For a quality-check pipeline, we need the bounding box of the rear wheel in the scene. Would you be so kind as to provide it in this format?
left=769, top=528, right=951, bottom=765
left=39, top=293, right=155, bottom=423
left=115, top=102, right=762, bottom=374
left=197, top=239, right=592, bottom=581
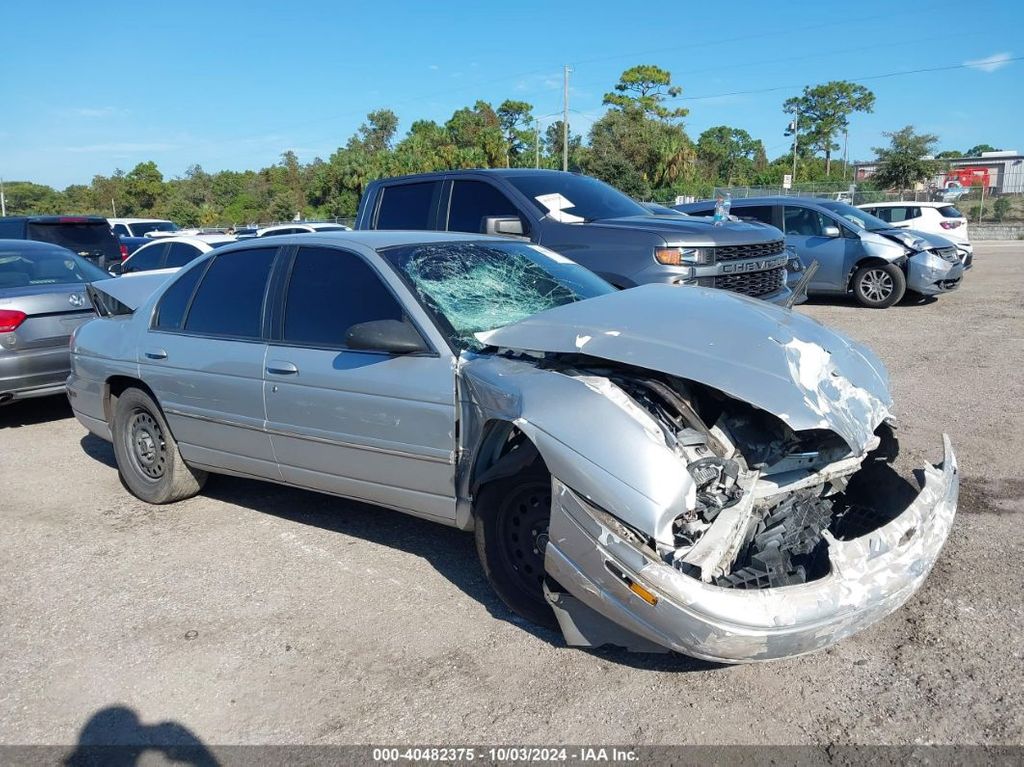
left=852, top=263, right=906, bottom=308
left=112, top=387, right=207, bottom=504
left=474, top=465, right=557, bottom=628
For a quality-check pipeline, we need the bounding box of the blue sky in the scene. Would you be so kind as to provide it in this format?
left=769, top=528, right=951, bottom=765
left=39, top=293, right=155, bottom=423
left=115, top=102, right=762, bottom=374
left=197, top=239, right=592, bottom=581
left=2, top=0, right=1020, bottom=188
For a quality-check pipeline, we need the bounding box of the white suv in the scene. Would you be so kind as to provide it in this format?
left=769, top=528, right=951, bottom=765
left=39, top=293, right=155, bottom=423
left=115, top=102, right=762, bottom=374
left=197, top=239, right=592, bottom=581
left=857, top=202, right=972, bottom=267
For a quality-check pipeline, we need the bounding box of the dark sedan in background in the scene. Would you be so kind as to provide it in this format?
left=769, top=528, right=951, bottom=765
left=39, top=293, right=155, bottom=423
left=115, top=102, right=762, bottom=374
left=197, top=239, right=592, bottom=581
left=0, top=240, right=110, bottom=404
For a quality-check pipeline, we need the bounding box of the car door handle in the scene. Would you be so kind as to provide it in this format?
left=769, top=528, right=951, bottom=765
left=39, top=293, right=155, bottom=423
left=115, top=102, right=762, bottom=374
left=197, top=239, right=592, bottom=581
left=266, top=360, right=298, bottom=375
left=144, top=348, right=167, bottom=360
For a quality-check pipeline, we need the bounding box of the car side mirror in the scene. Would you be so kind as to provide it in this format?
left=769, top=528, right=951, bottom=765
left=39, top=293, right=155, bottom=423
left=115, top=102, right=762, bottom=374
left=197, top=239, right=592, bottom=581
left=823, top=225, right=841, bottom=238
left=484, top=216, right=525, bottom=237
left=108, top=262, right=124, bottom=276
left=345, top=319, right=428, bottom=354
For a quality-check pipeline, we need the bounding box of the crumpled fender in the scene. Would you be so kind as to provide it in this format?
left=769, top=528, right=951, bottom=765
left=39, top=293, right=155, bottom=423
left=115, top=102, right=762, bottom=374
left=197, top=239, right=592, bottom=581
left=458, top=353, right=692, bottom=544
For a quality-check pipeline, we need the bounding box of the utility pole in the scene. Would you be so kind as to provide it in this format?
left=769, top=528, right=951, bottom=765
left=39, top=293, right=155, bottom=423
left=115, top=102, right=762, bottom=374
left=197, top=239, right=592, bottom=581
left=842, top=129, right=849, bottom=183
left=535, top=117, right=540, bottom=169
left=790, top=111, right=799, bottom=184
left=0, top=178, right=6, bottom=217
left=111, top=198, right=117, bottom=217
left=562, top=65, right=572, bottom=172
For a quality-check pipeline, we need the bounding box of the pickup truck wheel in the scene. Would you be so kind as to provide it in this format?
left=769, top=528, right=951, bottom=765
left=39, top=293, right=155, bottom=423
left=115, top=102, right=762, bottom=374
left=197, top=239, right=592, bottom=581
left=474, top=466, right=557, bottom=628
left=852, top=263, right=905, bottom=308
left=112, top=387, right=207, bottom=504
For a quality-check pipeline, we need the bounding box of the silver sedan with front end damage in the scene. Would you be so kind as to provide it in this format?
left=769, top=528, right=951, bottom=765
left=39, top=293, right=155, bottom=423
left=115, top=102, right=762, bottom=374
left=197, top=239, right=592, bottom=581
left=68, top=232, right=958, bottom=663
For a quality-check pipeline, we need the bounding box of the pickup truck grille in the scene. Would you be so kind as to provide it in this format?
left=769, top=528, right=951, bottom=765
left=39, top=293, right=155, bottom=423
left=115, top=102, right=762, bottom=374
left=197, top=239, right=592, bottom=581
left=715, top=266, right=786, bottom=298
left=713, top=239, right=785, bottom=262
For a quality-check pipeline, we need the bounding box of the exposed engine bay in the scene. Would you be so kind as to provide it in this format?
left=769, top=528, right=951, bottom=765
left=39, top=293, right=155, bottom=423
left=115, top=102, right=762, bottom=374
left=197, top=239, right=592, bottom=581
left=541, top=355, right=900, bottom=591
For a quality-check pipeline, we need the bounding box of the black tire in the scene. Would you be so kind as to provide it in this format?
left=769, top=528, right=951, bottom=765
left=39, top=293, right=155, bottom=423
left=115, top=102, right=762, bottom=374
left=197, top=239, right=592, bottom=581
left=474, top=465, right=557, bottom=628
left=852, top=262, right=906, bottom=308
left=111, top=387, right=207, bottom=504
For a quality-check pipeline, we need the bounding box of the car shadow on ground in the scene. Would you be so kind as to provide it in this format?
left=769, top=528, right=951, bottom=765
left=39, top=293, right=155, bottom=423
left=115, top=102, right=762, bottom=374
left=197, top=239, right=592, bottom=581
left=63, top=705, right=218, bottom=766
left=801, top=293, right=938, bottom=309
left=0, top=395, right=72, bottom=429
left=78, top=433, right=718, bottom=672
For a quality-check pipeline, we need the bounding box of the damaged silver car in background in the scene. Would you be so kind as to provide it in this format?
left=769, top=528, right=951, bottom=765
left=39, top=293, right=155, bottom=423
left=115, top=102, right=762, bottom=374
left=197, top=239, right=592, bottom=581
left=68, top=232, right=958, bottom=663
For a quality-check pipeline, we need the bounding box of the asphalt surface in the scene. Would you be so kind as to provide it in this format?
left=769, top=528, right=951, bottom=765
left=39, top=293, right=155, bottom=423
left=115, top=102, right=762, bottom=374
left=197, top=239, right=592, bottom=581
left=1, top=242, right=1022, bottom=748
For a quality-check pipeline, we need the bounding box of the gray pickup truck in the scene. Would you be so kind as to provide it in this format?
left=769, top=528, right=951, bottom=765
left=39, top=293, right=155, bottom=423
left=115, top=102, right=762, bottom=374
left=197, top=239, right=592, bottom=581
left=355, top=169, right=794, bottom=304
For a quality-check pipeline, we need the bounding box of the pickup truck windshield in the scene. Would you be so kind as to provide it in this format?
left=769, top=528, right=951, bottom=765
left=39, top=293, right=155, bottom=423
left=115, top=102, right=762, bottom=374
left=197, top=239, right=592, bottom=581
left=380, top=240, right=614, bottom=346
left=506, top=173, right=651, bottom=222
left=819, top=201, right=890, bottom=232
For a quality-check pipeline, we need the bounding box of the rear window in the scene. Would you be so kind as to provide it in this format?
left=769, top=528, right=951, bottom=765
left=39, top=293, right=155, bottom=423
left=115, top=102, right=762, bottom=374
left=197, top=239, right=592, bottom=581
left=129, top=221, right=177, bottom=236
left=938, top=205, right=963, bottom=218
left=375, top=182, right=440, bottom=230
left=26, top=222, right=120, bottom=261
left=0, top=245, right=110, bottom=288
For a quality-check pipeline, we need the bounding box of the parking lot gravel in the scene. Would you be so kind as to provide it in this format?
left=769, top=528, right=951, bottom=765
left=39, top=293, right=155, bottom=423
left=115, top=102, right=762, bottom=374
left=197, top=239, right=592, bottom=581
left=1, top=242, right=1022, bottom=748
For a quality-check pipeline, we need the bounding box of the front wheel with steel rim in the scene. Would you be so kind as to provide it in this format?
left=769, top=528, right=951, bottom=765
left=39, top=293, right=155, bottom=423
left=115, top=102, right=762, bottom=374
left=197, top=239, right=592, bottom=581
left=852, top=262, right=906, bottom=308
left=474, top=465, right=558, bottom=628
left=112, top=387, right=207, bottom=504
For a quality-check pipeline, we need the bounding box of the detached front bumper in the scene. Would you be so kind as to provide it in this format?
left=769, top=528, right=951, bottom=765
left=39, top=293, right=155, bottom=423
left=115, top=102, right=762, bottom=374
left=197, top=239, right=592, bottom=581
left=544, top=436, right=958, bottom=663
left=907, top=253, right=965, bottom=295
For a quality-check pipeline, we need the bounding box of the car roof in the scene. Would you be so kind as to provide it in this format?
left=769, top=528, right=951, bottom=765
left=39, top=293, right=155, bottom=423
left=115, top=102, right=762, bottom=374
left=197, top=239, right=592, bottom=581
left=368, top=168, right=582, bottom=184
left=108, top=217, right=173, bottom=224
left=131, top=235, right=226, bottom=251
left=0, top=238, right=76, bottom=253
left=858, top=201, right=952, bottom=208
left=218, top=230, right=510, bottom=252
left=2, top=215, right=110, bottom=224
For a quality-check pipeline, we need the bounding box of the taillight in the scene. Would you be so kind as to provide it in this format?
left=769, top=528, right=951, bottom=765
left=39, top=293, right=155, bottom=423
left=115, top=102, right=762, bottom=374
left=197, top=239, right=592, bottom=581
left=0, top=309, right=27, bottom=332
left=58, top=216, right=89, bottom=224
left=120, top=243, right=129, bottom=260
left=940, top=221, right=962, bottom=229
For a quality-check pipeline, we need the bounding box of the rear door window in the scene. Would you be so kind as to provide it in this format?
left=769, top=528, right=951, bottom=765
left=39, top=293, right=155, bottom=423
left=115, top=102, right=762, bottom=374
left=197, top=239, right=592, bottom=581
left=282, top=246, right=404, bottom=348
left=183, top=248, right=277, bottom=339
left=155, top=264, right=207, bottom=331
left=124, top=244, right=166, bottom=273
left=112, top=224, right=131, bottom=237
left=164, top=242, right=203, bottom=267
left=733, top=205, right=775, bottom=226
left=375, top=182, right=440, bottom=230
left=447, top=180, right=526, bottom=234
left=938, top=205, right=963, bottom=218
left=783, top=206, right=829, bottom=236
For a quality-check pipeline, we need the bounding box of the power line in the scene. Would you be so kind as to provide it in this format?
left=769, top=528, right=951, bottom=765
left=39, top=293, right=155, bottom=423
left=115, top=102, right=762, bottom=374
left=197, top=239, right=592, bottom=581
left=676, top=57, right=1023, bottom=102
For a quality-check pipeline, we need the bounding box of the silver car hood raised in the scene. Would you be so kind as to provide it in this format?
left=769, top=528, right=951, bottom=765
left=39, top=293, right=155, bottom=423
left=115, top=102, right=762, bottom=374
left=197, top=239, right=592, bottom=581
left=476, top=284, right=892, bottom=454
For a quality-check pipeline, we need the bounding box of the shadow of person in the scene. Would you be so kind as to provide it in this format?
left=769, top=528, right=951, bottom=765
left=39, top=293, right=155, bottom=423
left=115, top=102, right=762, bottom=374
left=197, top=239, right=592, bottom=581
left=64, top=705, right=218, bottom=767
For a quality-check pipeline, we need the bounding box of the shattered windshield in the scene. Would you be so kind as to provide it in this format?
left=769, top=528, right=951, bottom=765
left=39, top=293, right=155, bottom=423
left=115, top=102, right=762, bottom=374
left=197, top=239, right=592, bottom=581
left=379, top=241, right=614, bottom=347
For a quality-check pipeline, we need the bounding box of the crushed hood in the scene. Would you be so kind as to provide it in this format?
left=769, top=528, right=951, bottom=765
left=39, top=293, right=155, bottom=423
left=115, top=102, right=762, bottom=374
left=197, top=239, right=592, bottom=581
left=476, top=284, right=892, bottom=454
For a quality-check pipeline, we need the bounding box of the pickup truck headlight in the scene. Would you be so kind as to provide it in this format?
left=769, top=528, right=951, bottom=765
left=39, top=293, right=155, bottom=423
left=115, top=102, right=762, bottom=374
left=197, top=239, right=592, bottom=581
left=655, top=247, right=711, bottom=266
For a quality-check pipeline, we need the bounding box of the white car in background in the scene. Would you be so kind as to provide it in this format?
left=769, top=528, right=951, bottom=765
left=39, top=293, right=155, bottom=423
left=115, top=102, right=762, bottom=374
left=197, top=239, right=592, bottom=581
left=108, top=218, right=179, bottom=238
left=256, top=222, right=351, bottom=237
left=857, top=202, right=972, bottom=268
left=113, top=235, right=235, bottom=275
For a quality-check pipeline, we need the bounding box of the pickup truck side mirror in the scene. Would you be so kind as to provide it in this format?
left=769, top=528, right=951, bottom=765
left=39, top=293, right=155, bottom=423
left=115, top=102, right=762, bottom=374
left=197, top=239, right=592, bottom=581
left=345, top=319, right=428, bottom=355
left=484, top=216, right=525, bottom=237
left=823, top=225, right=841, bottom=238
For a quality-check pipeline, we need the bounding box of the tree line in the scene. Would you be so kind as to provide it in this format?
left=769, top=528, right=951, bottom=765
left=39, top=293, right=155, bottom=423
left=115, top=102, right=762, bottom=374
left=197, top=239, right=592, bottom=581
left=3, top=65, right=989, bottom=224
